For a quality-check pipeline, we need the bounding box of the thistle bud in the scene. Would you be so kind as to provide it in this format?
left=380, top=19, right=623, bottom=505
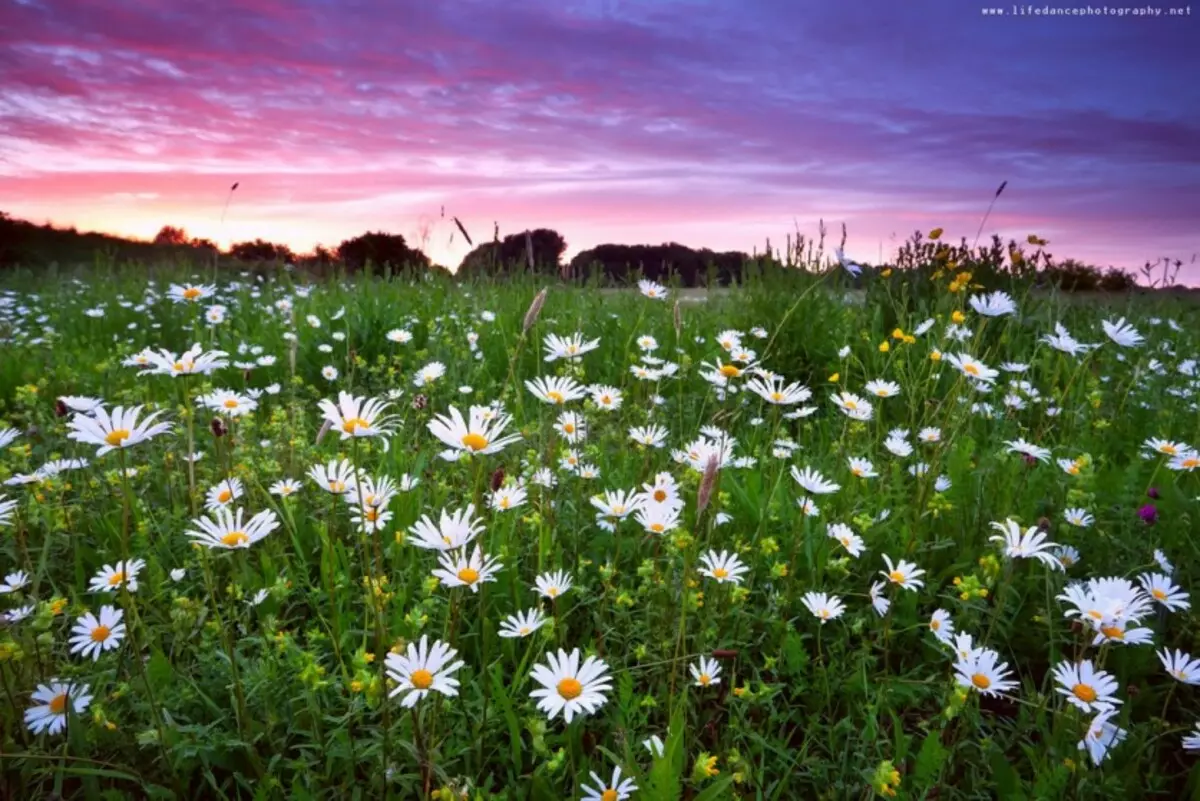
left=490, top=467, right=506, bottom=492
left=523, top=287, right=548, bottom=333
left=210, top=417, right=227, bottom=438
left=411, top=393, right=428, bottom=411
left=1036, top=516, right=1051, bottom=532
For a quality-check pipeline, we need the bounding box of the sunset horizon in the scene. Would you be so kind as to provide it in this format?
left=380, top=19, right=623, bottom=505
left=2, top=0, right=1197, bottom=277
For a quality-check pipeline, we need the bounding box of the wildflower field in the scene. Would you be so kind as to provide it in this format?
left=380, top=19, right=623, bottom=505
left=2, top=260, right=1200, bottom=800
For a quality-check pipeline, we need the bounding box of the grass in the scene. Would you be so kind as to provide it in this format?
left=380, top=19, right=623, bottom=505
left=0, top=261, right=1199, bottom=800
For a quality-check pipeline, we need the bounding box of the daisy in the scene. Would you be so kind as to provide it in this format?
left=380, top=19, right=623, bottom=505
left=412, top=361, right=446, bottom=387
left=1169, top=449, right=1200, bottom=472
left=581, top=766, right=637, bottom=801
left=322, top=366, right=339, bottom=381
left=929, top=609, right=955, bottom=645
left=167, top=283, right=215, bottom=303
left=847, top=457, right=878, bottom=479
left=269, top=478, right=301, bottom=497
left=1101, top=317, right=1143, bottom=347
left=745, top=375, right=813, bottom=406
left=689, top=656, right=722, bottom=687
left=529, top=648, right=612, bottom=723
left=827, top=523, right=865, bottom=558
left=639, top=473, right=683, bottom=511
left=590, top=385, right=623, bottom=412
left=198, top=389, right=257, bottom=418
left=864, top=379, right=901, bottom=399
left=89, top=559, right=146, bottom=593
left=1054, top=545, right=1081, bottom=570
left=0, top=427, right=20, bottom=449
left=68, top=605, right=125, bottom=661
left=0, top=570, right=29, bottom=593
left=830, top=391, right=873, bottom=420
left=869, top=581, right=890, bottom=615
left=1184, top=723, right=1200, bottom=752
left=490, top=483, right=527, bottom=512
left=1154, top=549, right=1175, bottom=575
left=58, top=395, right=104, bottom=414
left=308, top=459, right=358, bottom=494
left=385, top=635, right=464, bottom=708
left=433, top=546, right=501, bottom=593
left=953, top=647, right=1018, bottom=697
left=1053, top=659, right=1121, bottom=713
left=1158, top=649, right=1200, bottom=685
left=144, top=343, right=229, bottom=376
left=386, top=329, right=412, bottom=343
left=1138, top=572, right=1190, bottom=612
left=801, top=592, right=845, bottom=623
left=535, top=570, right=573, bottom=599
left=945, top=353, right=999, bottom=383
left=543, top=332, right=600, bottom=362
left=499, top=608, right=548, bottom=638
left=187, top=507, right=280, bottom=550
left=409, top=505, right=484, bottom=551
left=635, top=502, right=680, bottom=535
left=1063, top=508, right=1093, bottom=528
left=791, top=466, right=840, bottom=495
left=555, top=411, right=587, bottom=443
left=884, top=436, right=913, bottom=458
left=1004, top=439, right=1051, bottom=463
left=428, top=404, right=523, bottom=461
left=25, top=681, right=93, bottom=736
left=989, top=519, right=1062, bottom=569
left=1079, top=708, right=1127, bottom=766
left=1143, top=438, right=1189, bottom=458
left=204, top=477, right=244, bottom=511
left=699, top=550, right=749, bottom=584
left=526, top=376, right=587, bottom=406
left=969, top=290, right=1017, bottom=317
left=66, top=406, right=172, bottom=457
left=318, top=391, right=398, bottom=440
left=880, top=555, right=925, bottom=591
left=590, top=489, right=643, bottom=528
left=643, top=735, right=666, bottom=757
left=638, top=279, right=667, bottom=300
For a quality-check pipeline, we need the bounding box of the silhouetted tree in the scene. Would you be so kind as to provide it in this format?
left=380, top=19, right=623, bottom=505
left=457, top=229, right=567, bottom=278
left=229, top=239, right=294, bottom=263
left=335, top=231, right=429, bottom=274
left=568, top=242, right=749, bottom=287
left=153, top=225, right=189, bottom=246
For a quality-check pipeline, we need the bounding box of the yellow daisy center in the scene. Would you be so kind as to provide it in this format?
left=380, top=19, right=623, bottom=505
left=771, top=391, right=784, bottom=401
left=563, top=423, right=575, bottom=434
left=931, top=619, right=941, bottom=630
left=602, top=790, right=618, bottom=801
left=90, top=625, right=111, bottom=642
left=1152, top=588, right=1167, bottom=600
left=1100, top=624, right=1124, bottom=640
left=223, top=398, right=239, bottom=409
left=650, top=523, right=665, bottom=533
left=1161, top=444, right=1177, bottom=455
left=876, top=389, right=888, bottom=397
left=49, top=693, right=68, bottom=715
left=1072, top=683, right=1097, bottom=703
left=342, top=417, right=369, bottom=434
left=459, top=433, right=489, bottom=454
left=410, top=669, right=434, bottom=690
left=889, top=570, right=905, bottom=583
left=547, top=586, right=559, bottom=598
left=712, top=567, right=729, bottom=579
left=844, top=399, right=858, bottom=410
left=107, top=571, right=126, bottom=586
left=963, top=363, right=980, bottom=376
left=1067, top=465, right=1080, bottom=475
left=217, top=489, right=233, bottom=504
left=104, top=429, right=131, bottom=447
left=182, top=287, right=202, bottom=300
left=852, top=468, right=863, bottom=477
left=221, top=531, right=249, bottom=546
left=653, top=489, right=667, bottom=502
left=546, top=391, right=564, bottom=403
left=365, top=508, right=381, bottom=522
left=699, top=673, right=711, bottom=686
left=457, top=567, right=479, bottom=584
left=1087, top=609, right=1104, bottom=620
left=557, top=677, right=583, bottom=700
left=519, top=627, right=530, bottom=636
left=971, top=673, right=991, bottom=690
left=719, top=364, right=740, bottom=378
left=1183, top=458, right=1200, bottom=469
left=329, top=480, right=345, bottom=493
left=600, top=395, right=612, bottom=405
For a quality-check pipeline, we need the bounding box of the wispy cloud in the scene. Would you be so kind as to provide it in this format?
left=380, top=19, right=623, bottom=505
left=2, top=0, right=1197, bottom=272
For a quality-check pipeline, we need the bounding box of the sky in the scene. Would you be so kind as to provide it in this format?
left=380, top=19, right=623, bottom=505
left=1, top=0, right=1198, bottom=278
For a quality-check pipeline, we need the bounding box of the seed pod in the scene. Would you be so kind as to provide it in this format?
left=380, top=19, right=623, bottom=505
left=712, top=649, right=739, bottom=660
left=490, top=467, right=506, bottom=492
left=210, top=417, right=227, bottom=438
left=523, top=287, right=548, bottom=333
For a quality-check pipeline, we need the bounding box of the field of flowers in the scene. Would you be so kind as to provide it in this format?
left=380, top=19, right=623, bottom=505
left=1, top=260, right=1199, bottom=800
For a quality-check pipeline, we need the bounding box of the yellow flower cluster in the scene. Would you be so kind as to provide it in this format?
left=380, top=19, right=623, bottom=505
left=872, top=761, right=902, bottom=797
left=948, top=270, right=973, bottom=293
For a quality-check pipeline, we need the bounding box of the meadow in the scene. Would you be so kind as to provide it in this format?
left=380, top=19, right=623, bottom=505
left=1, top=254, right=1199, bottom=800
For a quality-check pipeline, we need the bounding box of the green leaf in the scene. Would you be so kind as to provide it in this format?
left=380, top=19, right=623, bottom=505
left=147, top=648, right=174, bottom=693
left=912, top=731, right=948, bottom=789
left=489, top=665, right=524, bottom=766
left=644, top=701, right=687, bottom=801
left=693, top=775, right=736, bottom=801
left=989, top=749, right=1026, bottom=801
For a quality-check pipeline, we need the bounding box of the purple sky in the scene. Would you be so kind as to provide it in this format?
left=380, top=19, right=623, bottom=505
left=2, top=0, right=1198, bottom=277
